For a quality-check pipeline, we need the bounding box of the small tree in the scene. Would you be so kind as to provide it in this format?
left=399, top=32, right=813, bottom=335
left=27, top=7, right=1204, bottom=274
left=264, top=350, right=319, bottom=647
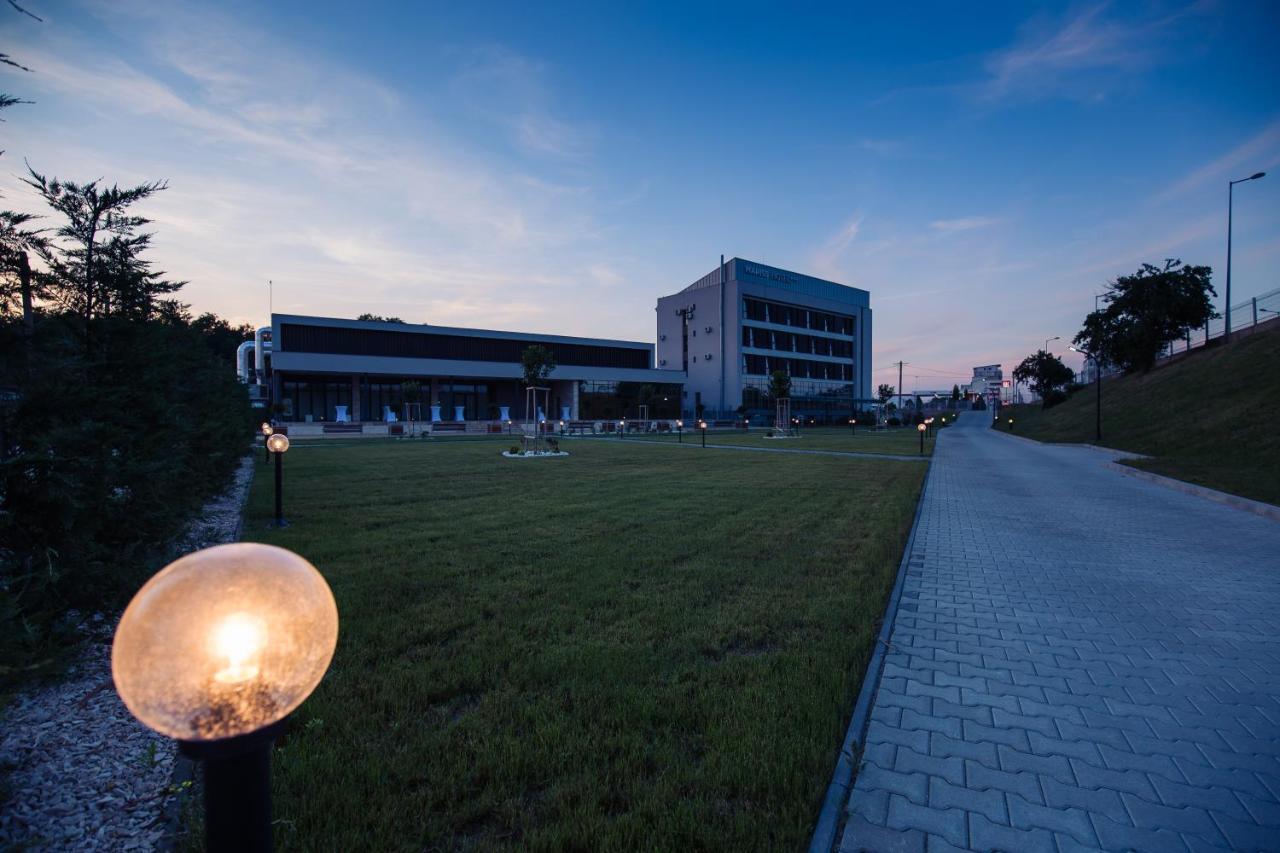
left=951, top=384, right=960, bottom=402
left=401, top=380, right=422, bottom=429
left=767, top=369, right=791, bottom=401
left=1073, top=259, right=1216, bottom=373
left=877, top=383, right=894, bottom=406
left=521, top=344, right=556, bottom=387
left=1013, top=350, right=1076, bottom=408
left=357, top=313, right=404, bottom=323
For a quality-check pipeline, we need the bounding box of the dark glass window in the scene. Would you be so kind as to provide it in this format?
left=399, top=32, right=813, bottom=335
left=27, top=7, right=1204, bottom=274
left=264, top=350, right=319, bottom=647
left=280, top=324, right=650, bottom=370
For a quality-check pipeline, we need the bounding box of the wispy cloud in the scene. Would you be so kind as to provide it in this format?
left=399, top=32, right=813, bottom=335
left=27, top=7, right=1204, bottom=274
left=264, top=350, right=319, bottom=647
left=930, top=216, right=1001, bottom=232
left=1155, top=117, right=1280, bottom=201
left=978, top=4, right=1174, bottom=102
left=811, top=214, right=864, bottom=278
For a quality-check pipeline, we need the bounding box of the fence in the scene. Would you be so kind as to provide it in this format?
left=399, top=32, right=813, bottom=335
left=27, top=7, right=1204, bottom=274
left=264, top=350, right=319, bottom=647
left=1074, top=286, right=1280, bottom=384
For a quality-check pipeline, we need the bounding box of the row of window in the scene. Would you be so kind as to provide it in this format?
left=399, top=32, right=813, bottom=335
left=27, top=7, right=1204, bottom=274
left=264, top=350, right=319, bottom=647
left=742, top=297, right=855, bottom=335
left=280, top=324, right=651, bottom=370
left=743, top=354, right=853, bottom=381
left=741, top=326, right=853, bottom=358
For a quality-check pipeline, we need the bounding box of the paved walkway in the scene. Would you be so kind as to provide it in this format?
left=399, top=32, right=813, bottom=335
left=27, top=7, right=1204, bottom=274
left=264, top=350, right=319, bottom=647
left=837, top=413, right=1280, bottom=852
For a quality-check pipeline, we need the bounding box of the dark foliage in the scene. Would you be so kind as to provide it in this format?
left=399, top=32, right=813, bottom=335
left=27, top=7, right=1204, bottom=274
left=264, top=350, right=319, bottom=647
left=1073, top=259, right=1216, bottom=374
left=0, top=312, right=250, bottom=687
left=356, top=313, right=404, bottom=323
left=1013, top=350, right=1076, bottom=409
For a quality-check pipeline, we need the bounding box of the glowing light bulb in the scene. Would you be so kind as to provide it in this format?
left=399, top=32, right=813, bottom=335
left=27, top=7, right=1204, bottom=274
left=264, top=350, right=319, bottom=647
left=210, top=612, right=267, bottom=684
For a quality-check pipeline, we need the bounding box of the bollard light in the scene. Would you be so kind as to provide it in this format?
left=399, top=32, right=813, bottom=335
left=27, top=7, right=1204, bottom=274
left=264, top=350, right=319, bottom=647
left=676, top=419, right=684, bottom=443
left=112, top=543, right=338, bottom=853
left=618, top=419, right=625, bottom=439
left=266, top=433, right=290, bottom=527
left=1008, top=417, right=1014, bottom=432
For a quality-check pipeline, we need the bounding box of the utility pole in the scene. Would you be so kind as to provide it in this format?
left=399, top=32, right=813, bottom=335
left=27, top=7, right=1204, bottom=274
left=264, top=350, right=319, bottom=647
left=897, top=361, right=905, bottom=415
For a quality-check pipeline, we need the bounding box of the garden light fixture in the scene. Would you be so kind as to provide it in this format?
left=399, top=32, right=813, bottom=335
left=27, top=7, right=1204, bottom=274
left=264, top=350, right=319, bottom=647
left=112, top=543, right=338, bottom=853
left=698, top=419, right=707, bottom=447
left=917, top=422, right=926, bottom=454
left=261, top=423, right=273, bottom=463
left=676, top=419, right=683, bottom=443
left=266, top=433, right=290, bottom=527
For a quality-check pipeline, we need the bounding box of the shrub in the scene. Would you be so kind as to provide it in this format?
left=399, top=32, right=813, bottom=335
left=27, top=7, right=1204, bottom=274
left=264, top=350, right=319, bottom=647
left=0, top=312, right=250, bottom=688
left=888, top=417, right=901, bottom=427
left=510, top=446, right=521, bottom=454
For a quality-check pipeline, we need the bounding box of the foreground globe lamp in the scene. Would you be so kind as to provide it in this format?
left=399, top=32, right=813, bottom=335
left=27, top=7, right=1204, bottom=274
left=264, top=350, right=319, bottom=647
left=266, top=433, right=290, bottom=527
left=112, top=543, right=339, bottom=853
left=917, top=422, right=926, bottom=454
left=698, top=419, right=707, bottom=447
left=676, top=419, right=684, bottom=443
left=260, top=422, right=273, bottom=465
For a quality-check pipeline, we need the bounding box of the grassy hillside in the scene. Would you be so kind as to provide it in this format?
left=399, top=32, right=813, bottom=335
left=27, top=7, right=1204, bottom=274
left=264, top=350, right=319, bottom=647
left=999, top=321, right=1280, bottom=505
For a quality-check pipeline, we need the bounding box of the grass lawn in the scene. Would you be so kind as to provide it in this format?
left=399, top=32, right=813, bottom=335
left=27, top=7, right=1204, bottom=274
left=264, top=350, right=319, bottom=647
left=995, top=322, right=1280, bottom=505
left=587, top=422, right=949, bottom=456
left=240, top=437, right=924, bottom=850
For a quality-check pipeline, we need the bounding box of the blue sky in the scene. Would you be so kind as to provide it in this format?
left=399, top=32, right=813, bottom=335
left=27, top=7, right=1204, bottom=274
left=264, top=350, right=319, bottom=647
left=3, top=0, right=1278, bottom=387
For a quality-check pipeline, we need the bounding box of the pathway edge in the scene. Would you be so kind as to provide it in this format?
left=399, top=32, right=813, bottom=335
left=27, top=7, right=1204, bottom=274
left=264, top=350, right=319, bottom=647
left=1106, top=461, right=1280, bottom=523
left=807, top=457, right=933, bottom=853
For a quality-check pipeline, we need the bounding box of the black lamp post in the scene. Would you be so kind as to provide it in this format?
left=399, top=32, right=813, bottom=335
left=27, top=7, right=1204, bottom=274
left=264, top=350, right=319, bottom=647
left=699, top=419, right=707, bottom=447
left=261, top=422, right=272, bottom=464
left=1226, top=172, right=1266, bottom=342
left=1007, top=417, right=1014, bottom=432
left=917, top=422, right=925, bottom=455
left=849, top=416, right=856, bottom=436
left=676, top=419, right=683, bottom=443
left=618, top=419, right=625, bottom=439
left=267, top=433, right=289, bottom=527
left=1069, top=345, right=1102, bottom=442
left=111, top=543, right=338, bottom=853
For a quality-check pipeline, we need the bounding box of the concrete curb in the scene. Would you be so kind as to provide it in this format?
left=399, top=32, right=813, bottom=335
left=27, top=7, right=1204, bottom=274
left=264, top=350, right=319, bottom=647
left=990, top=425, right=1149, bottom=459
left=807, top=455, right=934, bottom=853
left=1107, top=462, right=1280, bottom=523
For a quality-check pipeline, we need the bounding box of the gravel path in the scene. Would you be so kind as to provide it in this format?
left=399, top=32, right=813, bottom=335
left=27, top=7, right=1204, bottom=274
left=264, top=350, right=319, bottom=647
left=0, top=455, right=256, bottom=852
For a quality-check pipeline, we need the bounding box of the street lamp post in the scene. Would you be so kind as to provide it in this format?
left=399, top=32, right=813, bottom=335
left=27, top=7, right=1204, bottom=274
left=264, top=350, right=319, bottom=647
left=266, top=433, right=289, bottom=527
left=917, top=422, right=925, bottom=455
left=260, top=423, right=272, bottom=465
left=1226, top=172, right=1266, bottom=342
left=1069, top=345, right=1102, bottom=442
left=1007, top=417, right=1014, bottom=432
left=849, top=416, right=856, bottom=436
left=111, top=543, right=338, bottom=853
left=676, top=419, right=683, bottom=443
left=699, top=419, right=707, bottom=447
left=618, top=419, right=625, bottom=439
left=1044, top=336, right=1059, bottom=352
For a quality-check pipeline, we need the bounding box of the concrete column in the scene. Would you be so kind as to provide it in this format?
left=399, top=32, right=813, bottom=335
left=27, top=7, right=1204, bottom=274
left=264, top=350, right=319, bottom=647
left=571, top=379, right=579, bottom=420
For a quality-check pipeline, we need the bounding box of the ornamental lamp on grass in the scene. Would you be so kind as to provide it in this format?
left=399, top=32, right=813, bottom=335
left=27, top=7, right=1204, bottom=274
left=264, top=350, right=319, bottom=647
left=266, top=433, right=290, bottom=527
left=261, top=423, right=273, bottom=464
left=112, top=543, right=338, bottom=853
left=917, top=422, right=926, bottom=454
left=676, top=419, right=684, bottom=443
left=698, top=419, right=707, bottom=447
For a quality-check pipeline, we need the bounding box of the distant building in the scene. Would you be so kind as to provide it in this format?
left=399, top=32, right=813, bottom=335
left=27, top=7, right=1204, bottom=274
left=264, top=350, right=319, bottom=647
left=266, top=314, right=684, bottom=423
left=968, top=365, right=1006, bottom=407
left=655, top=258, right=872, bottom=421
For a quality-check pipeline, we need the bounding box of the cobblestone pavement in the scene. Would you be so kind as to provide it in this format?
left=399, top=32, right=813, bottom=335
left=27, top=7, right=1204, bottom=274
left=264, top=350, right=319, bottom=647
left=838, top=413, right=1280, bottom=852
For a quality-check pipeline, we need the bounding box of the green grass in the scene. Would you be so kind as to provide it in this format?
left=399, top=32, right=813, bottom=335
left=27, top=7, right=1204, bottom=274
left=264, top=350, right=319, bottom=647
left=583, top=422, right=948, bottom=456
left=242, top=437, right=924, bottom=850
left=996, top=322, right=1280, bottom=505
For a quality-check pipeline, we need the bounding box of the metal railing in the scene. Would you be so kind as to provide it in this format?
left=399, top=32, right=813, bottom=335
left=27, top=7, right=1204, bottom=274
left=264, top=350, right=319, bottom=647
left=1074, top=286, right=1279, bottom=384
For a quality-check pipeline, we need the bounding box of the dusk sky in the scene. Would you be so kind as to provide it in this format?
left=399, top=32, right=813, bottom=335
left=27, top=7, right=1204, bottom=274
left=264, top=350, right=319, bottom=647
left=3, top=0, right=1278, bottom=389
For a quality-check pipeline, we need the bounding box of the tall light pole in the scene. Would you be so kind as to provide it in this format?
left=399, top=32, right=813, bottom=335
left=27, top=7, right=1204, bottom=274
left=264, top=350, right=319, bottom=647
left=1069, top=345, right=1101, bottom=442
left=1044, top=336, right=1059, bottom=352
left=1225, top=172, right=1266, bottom=342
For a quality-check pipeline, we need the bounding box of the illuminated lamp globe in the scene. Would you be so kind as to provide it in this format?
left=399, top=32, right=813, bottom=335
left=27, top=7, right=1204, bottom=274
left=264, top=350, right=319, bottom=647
left=266, top=433, right=290, bottom=454
left=917, top=423, right=926, bottom=432
left=676, top=420, right=683, bottom=428
left=261, top=422, right=273, bottom=436
left=112, top=543, right=338, bottom=741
